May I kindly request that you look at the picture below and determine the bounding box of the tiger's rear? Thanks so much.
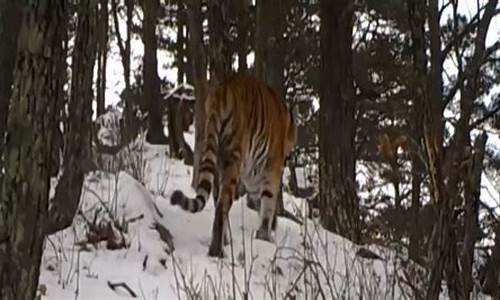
[171,75,295,257]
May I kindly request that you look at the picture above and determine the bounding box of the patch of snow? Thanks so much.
[40,137,418,300]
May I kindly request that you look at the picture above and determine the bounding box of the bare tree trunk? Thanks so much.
[460,133,487,296]
[484,222,500,297]
[187,0,208,188]
[112,0,138,142]
[318,0,360,243]
[287,154,300,196]
[409,150,423,262]
[168,0,186,158]
[255,0,284,93]
[173,5,194,164]
[173,6,195,165]
[407,0,451,296]
[142,0,167,144]
[207,0,232,84]
[46,0,99,235]
[0,1,68,298]
[0,0,22,157]
[255,0,286,219]
[451,1,497,296]
[419,0,455,294]
[237,0,250,73]
[406,2,426,257]
[405,0,499,298]
[96,0,109,116]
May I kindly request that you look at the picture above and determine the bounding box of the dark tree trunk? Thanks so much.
[0,0,23,157]
[460,133,487,297]
[112,0,138,143]
[407,1,448,296]
[46,0,98,235]
[96,0,109,116]
[187,0,208,188]
[405,0,498,298]
[168,0,186,158]
[143,0,167,144]
[255,0,284,93]
[407,1,427,260]
[409,149,423,262]
[200,0,233,189]
[417,0,455,294]
[0,1,68,298]
[255,0,286,217]
[207,0,232,84]
[236,0,250,73]
[484,222,500,297]
[287,154,300,196]
[318,0,360,243]
[173,6,195,164]
[123,0,132,90]
[173,10,195,166]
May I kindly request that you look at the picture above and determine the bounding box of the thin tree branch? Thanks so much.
[440,6,500,64]
[471,102,500,128]
[111,0,126,67]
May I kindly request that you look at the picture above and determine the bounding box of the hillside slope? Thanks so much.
[38,138,421,300]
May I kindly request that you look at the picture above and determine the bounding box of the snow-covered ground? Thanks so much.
[38,129,423,300]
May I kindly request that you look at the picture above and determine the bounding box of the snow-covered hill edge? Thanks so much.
[38,138,428,300]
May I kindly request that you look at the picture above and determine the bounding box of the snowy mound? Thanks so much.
[39,143,420,299]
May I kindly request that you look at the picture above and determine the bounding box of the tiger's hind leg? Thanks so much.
[208,149,242,258]
[212,169,230,246]
[255,169,281,242]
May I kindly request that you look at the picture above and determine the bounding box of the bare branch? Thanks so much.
[471,101,500,128]
[485,40,500,59]
[111,0,126,67]
[440,6,500,64]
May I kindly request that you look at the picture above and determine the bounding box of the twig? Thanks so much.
[107,281,138,298]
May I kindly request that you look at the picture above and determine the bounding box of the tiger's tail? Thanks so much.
[171,111,219,213]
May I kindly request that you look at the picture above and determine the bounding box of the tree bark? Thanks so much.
[142,0,167,144]
[173,12,195,164]
[407,0,426,261]
[255,0,284,93]
[0,0,23,157]
[207,0,232,84]
[255,0,287,218]
[408,124,424,261]
[168,0,186,158]
[112,0,138,142]
[408,154,422,261]
[236,0,250,73]
[96,0,109,116]
[318,0,360,243]
[46,0,99,235]
[484,222,500,297]
[460,133,487,297]
[0,1,68,298]
[187,0,208,188]
[405,0,499,298]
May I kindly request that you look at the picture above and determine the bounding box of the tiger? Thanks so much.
[170,74,295,258]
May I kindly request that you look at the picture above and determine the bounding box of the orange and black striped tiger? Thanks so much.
[171,75,295,257]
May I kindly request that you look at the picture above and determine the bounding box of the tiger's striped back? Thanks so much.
[171,74,295,257]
